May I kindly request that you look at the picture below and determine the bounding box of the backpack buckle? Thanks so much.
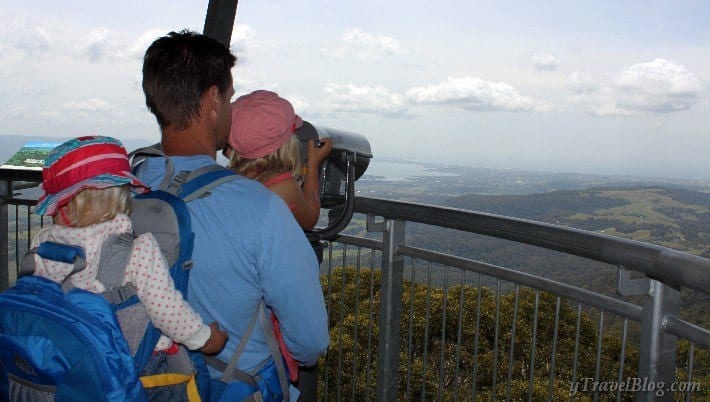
[167,171,189,195]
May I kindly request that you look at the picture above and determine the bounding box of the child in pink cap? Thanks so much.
[223,90,333,383]
[224,89,333,230]
[32,136,228,360]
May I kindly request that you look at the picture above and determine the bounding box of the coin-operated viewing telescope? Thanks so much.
[296,122,372,261]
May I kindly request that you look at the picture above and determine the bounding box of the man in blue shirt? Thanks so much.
[139,30,329,401]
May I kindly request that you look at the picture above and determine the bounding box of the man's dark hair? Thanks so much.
[142,30,236,130]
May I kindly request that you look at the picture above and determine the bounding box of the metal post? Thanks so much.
[296,363,318,401]
[636,279,680,402]
[373,218,405,402]
[0,180,10,291]
[203,0,239,47]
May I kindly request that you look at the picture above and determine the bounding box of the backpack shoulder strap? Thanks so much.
[129,145,239,200]
[19,236,133,300]
[179,165,240,202]
[96,232,160,371]
[160,165,239,201]
[204,302,289,400]
[128,144,174,191]
[204,306,260,385]
[97,233,138,305]
[20,242,87,292]
[257,303,290,399]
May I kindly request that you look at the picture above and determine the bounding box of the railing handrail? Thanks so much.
[354,196,710,294]
[0,168,42,183]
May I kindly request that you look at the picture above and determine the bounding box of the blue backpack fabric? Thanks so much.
[0,252,146,402]
[0,150,238,402]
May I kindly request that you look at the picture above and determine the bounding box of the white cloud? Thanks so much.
[567,71,598,94]
[342,29,407,55]
[531,52,559,72]
[16,26,53,54]
[569,59,702,116]
[40,110,62,119]
[406,76,547,112]
[64,98,112,112]
[0,107,30,120]
[324,29,407,60]
[125,29,166,60]
[0,23,54,63]
[612,58,702,113]
[233,24,255,42]
[233,77,280,98]
[286,95,311,115]
[230,24,256,64]
[82,28,111,62]
[320,83,410,118]
[0,17,157,65]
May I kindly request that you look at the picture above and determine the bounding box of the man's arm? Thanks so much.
[258,195,329,365]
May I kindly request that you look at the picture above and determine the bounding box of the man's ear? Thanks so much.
[207,85,221,112]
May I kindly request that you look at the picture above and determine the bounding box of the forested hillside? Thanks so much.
[444,187,709,257]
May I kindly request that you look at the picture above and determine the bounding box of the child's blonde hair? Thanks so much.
[61,185,132,228]
[228,136,303,183]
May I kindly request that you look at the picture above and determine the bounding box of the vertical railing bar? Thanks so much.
[637,280,680,400]
[506,285,520,402]
[492,280,501,401]
[616,318,628,402]
[685,344,694,402]
[0,181,10,291]
[419,261,433,401]
[405,257,416,402]
[351,246,362,402]
[571,303,582,397]
[437,265,449,402]
[14,205,19,279]
[471,274,483,400]
[527,291,540,402]
[323,242,334,400]
[375,219,405,402]
[336,245,348,400]
[453,270,465,401]
[364,248,377,400]
[547,296,561,401]
[592,311,605,402]
[25,205,31,251]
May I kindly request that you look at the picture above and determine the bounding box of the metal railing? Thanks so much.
[1,169,708,401]
[318,200,709,401]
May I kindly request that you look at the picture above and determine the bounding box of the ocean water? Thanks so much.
[363,161,459,181]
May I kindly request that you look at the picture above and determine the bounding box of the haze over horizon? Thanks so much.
[1,1,708,180]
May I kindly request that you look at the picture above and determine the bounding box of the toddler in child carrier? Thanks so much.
[0,136,228,401]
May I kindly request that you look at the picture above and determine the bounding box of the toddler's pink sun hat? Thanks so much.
[228,90,303,159]
[34,135,149,216]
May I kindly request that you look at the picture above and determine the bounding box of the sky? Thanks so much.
[0,0,708,180]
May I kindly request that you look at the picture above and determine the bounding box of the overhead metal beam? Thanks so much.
[203,0,239,48]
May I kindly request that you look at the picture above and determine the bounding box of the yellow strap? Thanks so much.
[140,373,201,402]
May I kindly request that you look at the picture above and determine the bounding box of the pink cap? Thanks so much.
[228,90,303,159]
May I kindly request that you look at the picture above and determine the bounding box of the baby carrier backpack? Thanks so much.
[0,243,145,402]
[131,146,292,402]
[0,150,241,402]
